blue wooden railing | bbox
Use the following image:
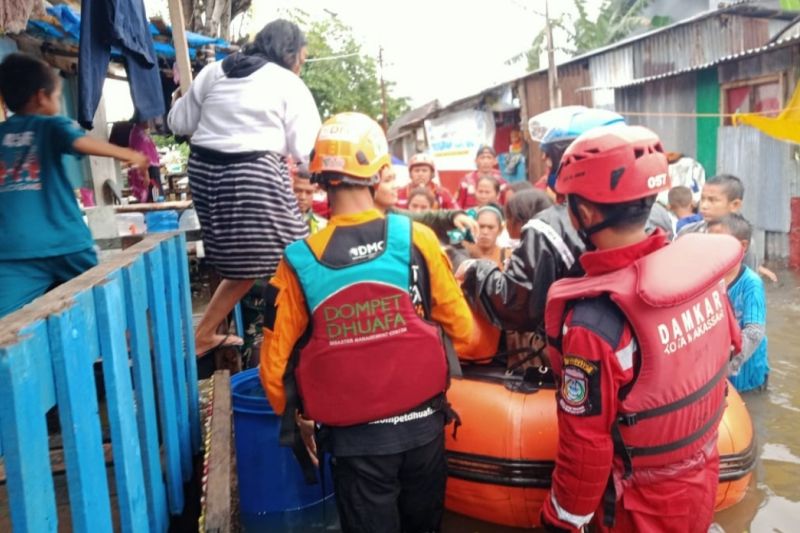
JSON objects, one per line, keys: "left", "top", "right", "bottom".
{"left": 0, "top": 233, "right": 200, "bottom": 533}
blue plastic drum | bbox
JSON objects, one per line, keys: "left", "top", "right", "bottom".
{"left": 231, "top": 369, "right": 334, "bottom": 515}
{"left": 145, "top": 210, "right": 179, "bottom": 233}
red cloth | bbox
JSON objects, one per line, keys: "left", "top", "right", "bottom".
{"left": 312, "top": 196, "right": 330, "bottom": 219}
{"left": 541, "top": 232, "right": 720, "bottom": 532}
{"left": 534, "top": 174, "right": 548, "bottom": 190}
{"left": 455, "top": 170, "right": 508, "bottom": 209}
{"left": 127, "top": 125, "right": 160, "bottom": 203}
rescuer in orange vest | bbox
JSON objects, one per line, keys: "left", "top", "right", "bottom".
{"left": 260, "top": 112, "right": 496, "bottom": 533}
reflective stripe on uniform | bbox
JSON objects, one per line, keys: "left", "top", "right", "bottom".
{"left": 615, "top": 339, "right": 636, "bottom": 371}
{"left": 523, "top": 218, "right": 576, "bottom": 269}
{"left": 550, "top": 493, "right": 594, "bottom": 529}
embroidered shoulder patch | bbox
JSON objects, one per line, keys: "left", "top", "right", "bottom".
{"left": 558, "top": 355, "right": 601, "bottom": 416}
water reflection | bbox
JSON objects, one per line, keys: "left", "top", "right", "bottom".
{"left": 241, "top": 497, "right": 340, "bottom": 532}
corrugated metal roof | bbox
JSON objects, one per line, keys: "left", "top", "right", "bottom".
{"left": 387, "top": 100, "right": 440, "bottom": 140}
{"left": 589, "top": 45, "right": 635, "bottom": 108}
{"left": 633, "top": 15, "right": 768, "bottom": 78}
{"left": 589, "top": 45, "right": 635, "bottom": 87}
{"left": 524, "top": 1, "right": 797, "bottom": 89}
{"left": 399, "top": 3, "right": 798, "bottom": 125}
{"left": 578, "top": 24, "right": 800, "bottom": 91}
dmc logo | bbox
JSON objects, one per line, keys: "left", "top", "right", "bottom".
{"left": 647, "top": 173, "right": 668, "bottom": 189}
{"left": 349, "top": 241, "right": 384, "bottom": 260}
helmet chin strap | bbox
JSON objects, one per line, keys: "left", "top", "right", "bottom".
{"left": 567, "top": 195, "right": 629, "bottom": 251}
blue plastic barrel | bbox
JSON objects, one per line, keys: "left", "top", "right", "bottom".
{"left": 145, "top": 210, "right": 179, "bottom": 233}
{"left": 231, "top": 369, "right": 334, "bottom": 515}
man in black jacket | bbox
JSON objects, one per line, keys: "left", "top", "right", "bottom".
{"left": 458, "top": 107, "right": 674, "bottom": 335}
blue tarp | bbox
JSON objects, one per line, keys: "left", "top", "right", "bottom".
{"left": 26, "top": 5, "right": 230, "bottom": 62}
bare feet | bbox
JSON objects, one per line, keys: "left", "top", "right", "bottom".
{"left": 195, "top": 333, "right": 243, "bottom": 358}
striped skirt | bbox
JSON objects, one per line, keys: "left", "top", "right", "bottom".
{"left": 188, "top": 149, "right": 309, "bottom": 279}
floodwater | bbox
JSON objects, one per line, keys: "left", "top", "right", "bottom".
{"left": 712, "top": 267, "right": 800, "bottom": 533}
{"left": 241, "top": 268, "right": 800, "bottom": 533}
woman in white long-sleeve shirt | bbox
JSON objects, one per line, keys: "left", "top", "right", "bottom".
{"left": 169, "top": 19, "right": 321, "bottom": 358}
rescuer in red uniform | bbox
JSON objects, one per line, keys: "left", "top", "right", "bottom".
{"left": 540, "top": 125, "right": 743, "bottom": 532}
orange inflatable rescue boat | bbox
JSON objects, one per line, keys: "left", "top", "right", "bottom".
{"left": 444, "top": 365, "right": 756, "bottom": 528}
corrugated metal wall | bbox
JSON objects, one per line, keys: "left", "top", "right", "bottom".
{"left": 717, "top": 126, "right": 798, "bottom": 259}
{"left": 634, "top": 15, "right": 769, "bottom": 78}
{"left": 615, "top": 72, "right": 698, "bottom": 157}
{"left": 765, "top": 231, "right": 789, "bottom": 262}
{"left": 524, "top": 63, "right": 593, "bottom": 116}
{"left": 516, "top": 13, "right": 787, "bottom": 186}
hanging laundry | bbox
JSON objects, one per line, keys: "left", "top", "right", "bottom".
{"left": 734, "top": 81, "right": 800, "bottom": 144}
{"left": 78, "top": 0, "right": 165, "bottom": 128}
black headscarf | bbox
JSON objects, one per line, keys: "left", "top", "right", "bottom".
{"left": 222, "top": 19, "right": 306, "bottom": 78}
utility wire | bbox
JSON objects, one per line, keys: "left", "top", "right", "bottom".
{"left": 305, "top": 52, "right": 360, "bottom": 63}
{"left": 615, "top": 109, "right": 790, "bottom": 118}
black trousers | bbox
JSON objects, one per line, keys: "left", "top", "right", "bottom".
{"left": 332, "top": 433, "right": 447, "bottom": 533}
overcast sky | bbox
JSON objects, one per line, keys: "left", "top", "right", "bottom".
{"left": 144, "top": 0, "right": 602, "bottom": 108}
{"left": 252, "top": 0, "right": 604, "bottom": 107}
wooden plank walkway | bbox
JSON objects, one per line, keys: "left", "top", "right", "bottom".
{"left": 0, "top": 233, "right": 203, "bottom": 533}
{"left": 201, "top": 371, "right": 237, "bottom": 533}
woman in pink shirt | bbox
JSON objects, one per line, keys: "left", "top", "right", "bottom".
{"left": 127, "top": 122, "right": 162, "bottom": 202}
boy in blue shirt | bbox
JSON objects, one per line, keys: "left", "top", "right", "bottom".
{"left": 0, "top": 53, "right": 149, "bottom": 318}
{"left": 708, "top": 214, "right": 769, "bottom": 391}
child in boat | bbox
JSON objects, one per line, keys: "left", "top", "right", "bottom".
{"left": 678, "top": 173, "right": 777, "bottom": 282}
{"left": 668, "top": 185, "right": 702, "bottom": 234}
{"left": 0, "top": 53, "right": 149, "bottom": 318}
{"left": 708, "top": 214, "right": 769, "bottom": 392}
{"left": 406, "top": 187, "right": 435, "bottom": 213}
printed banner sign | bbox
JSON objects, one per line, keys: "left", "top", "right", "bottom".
{"left": 424, "top": 109, "right": 495, "bottom": 171}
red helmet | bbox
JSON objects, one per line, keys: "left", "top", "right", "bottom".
{"left": 555, "top": 125, "right": 670, "bottom": 204}
{"left": 408, "top": 153, "right": 436, "bottom": 172}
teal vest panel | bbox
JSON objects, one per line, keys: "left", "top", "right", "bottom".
{"left": 284, "top": 214, "right": 412, "bottom": 313}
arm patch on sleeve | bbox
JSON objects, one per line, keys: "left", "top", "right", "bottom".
{"left": 558, "top": 355, "right": 602, "bottom": 416}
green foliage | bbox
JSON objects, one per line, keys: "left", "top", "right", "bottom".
{"left": 516, "top": 0, "right": 654, "bottom": 72}
{"left": 284, "top": 8, "right": 410, "bottom": 124}
{"left": 780, "top": 0, "right": 800, "bottom": 11}
{"left": 526, "top": 32, "right": 547, "bottom": 72}
{"left": 650, "top": 15, "right": 672, "bottom": 28}
{"left": 151, "top": 134, "right": 190, "bottom": 161}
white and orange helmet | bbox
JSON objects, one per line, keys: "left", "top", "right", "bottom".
{"left": 408, "top": 153, "right": 436, "bottom": 173}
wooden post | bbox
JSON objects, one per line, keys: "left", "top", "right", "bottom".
{"left": 203, "top": 370, "right": 235, "bottom": 532}
{"left": 88, "top": 96, "right": 119, "bottom": 207}
{"left": 168, "top": 0, "right": 194, "bottom": 94}
{"left": 545, "top": 0, "right": 561, "bottom": 109}
{"left": 379, "top": 46, "right": 389, "bottom": 133}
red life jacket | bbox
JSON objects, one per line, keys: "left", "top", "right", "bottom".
{"left": 545, "top": 233, "right": 743, "bottom": 471}
{"left": 284, "top": 214, "right": 448, "bottom": 427}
